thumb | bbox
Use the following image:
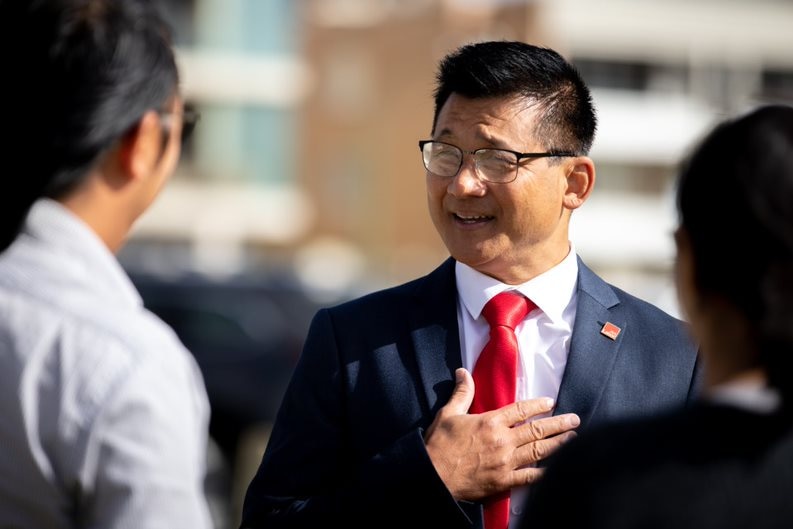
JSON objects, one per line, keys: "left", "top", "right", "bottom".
{"left": 444, "top": 367, "right": 475, "bottom": 414}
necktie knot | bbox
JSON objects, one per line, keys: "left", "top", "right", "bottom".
{"left": 482, "top": 291, "right": 532, "bottom": 331}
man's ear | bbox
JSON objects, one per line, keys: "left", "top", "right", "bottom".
{"left": 118, "top": 111, "right": 164, "bottom": 181}
{"left": 562, "top": 156, "right": 595, "bottom": 210}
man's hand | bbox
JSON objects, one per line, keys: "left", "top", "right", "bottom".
{"left": 424, "top": 368, "right": 580, "bottom": 501}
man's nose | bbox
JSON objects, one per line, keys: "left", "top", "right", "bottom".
{"left": 447, "top": 156, "right": 487, "bottom": 197}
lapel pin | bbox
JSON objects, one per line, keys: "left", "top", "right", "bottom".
{"left": 600, "top": 322, "right": 621, "bottom": 340}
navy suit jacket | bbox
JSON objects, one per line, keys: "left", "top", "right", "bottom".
{"left": 240, "top": 257, "right": 701, "bottom": 529}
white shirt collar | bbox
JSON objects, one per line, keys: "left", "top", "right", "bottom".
{"left": 707, "top": 377, "right": 781, "bottom": 414}
{"left": 21, "top": 198, "right": 142, "bottom": 307}
{"left": 455, "top": 244, "right": 579, "bottom": 324}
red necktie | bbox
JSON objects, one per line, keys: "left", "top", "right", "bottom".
{"left": 470, "top": 291, "right": 534, "bottom": 529}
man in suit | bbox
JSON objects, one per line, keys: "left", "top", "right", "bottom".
{"left": 239, "top": 40, "right": 700, "bottom": 529}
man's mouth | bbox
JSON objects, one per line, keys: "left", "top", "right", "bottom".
{"left": 453, "top": 213, "right": 493, "bottom": 224}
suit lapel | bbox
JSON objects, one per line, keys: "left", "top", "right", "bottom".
{"left": 555, "top": 259, "right": 625, "bottom": 427}
{"left": 407, "top": 258, "right": 485, "bottom": 529}
{"left": 409, "top": 258, "right": 464, "bottom": 415}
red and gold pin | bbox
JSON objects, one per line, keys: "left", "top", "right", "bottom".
{"left": 600, "top": 322, "right": 621, "bottom": 340}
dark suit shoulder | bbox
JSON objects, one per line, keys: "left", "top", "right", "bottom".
{"left": 576, "top": 257, "right": 696, "bottom": 351}
{"left": 578, "top": 258, "right": 685, "bottom": 324}
{"left": 523, "top": 404, "right": 793, "bottom": 529}
{"left": 609, "top": 282, "right": 686, "bottom": 325}
{"left": 549, "top": 403, "right": 791, "bottom": 465}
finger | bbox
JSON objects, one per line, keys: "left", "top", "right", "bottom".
{"left": 514, "top": 413, "right": 580, "bottom": 444}
{"left": 443, "top": 367, "right": 475, "bottom": 415}
{"left": 499, "top": 397, "right": 557, "bottom": 426}
{"left": 513, "top": 431, "right": 577, "bottom": 468}
{"left": 508, "top": 466, "right": 546, "bottom": 488}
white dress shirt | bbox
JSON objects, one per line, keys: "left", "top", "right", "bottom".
{"left": 455, "top": 246, "right": 579, "bottom": 526}
{"left": 0, "top": 199, "right": 214, "bottom": 529}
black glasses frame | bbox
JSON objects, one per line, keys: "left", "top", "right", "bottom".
{"left": 418, "top": 140, "right": 576, "bottom": 183}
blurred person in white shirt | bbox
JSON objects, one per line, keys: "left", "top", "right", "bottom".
{"left": 0, "top": 0, "right": 213, "bottom": 528}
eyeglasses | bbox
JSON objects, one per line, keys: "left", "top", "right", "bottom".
{"left": 418, "top": 140, "right": 575, "bottom": 184}
{"left": 159, "top": 104, "right": 200, "bottom": 146}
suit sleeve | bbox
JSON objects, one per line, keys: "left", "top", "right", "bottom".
{"left": 239, "top": 308, "right": 472, "bottom": 529}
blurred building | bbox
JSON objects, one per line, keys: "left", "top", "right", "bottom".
{"left": 127, "top": 0, "right": 793, "bottom": 313}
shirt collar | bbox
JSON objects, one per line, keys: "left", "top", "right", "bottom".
{"left": 707, "top": 377, "right": 781, "bottom": 414}
{"left": 455, "top": 244, "right": 579, "bottom": 323}
{"left": 23, "top": 198, "right": 142, "bottom": 308}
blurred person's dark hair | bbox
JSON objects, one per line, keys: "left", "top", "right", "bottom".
{"left": 676, "top": 104, "right": 793, "bottom": 406}
{"left": 431, "top": 40, "right": 597, "bottom": 156}
{"left": 0, "top": 0, "right": 179, "bottom": 252}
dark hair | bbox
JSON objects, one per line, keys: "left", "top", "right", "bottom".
{"left": 431, "top": 40, "right": 597, "bottom": 156}
{"left": 0, "top": 0, "right": 179, "bottom": 252}
{"left": 676, "top": 104, "right": 793, "bottom": 401}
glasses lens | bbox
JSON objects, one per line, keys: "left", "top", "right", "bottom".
{"left": 475, "top": 149, "right": 519, "bottom": 183}
{"left": 423, "top": 142, "right": 462, "bottom": 177}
